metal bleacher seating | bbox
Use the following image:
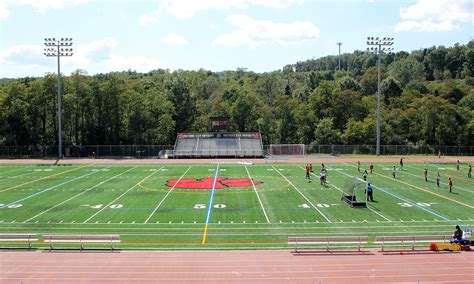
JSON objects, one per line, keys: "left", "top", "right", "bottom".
{"left": 171, "top": 132, "right": 263, "bottom": 158}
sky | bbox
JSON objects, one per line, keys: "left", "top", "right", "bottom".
{"left": 0, "top": 0, "right": 473, "bottom": 78}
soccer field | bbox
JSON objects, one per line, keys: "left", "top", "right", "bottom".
{"left": 0, "top": 161, "right": 473, "bottom": 250}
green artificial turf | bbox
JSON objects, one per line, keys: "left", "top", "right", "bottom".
{"left": 0, "top": 161, "right": 472, "bottom": 250}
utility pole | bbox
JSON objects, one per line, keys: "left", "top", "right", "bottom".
{"left": 367, "top": 37, "right": 394, "bottom": 156}
{"left": 44, "top": 38, "right": 73, "bottom": 159}
{"left": 336, "top": 42, "right": 342, "bottom": 70}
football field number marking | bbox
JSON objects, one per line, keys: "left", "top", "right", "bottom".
{"left": 0, "top": 203, "right": 22, "bottom": 208}
{"left": 88, "top": 204, "right": 123, "bottom": 209}
{"left": 194, "top": 204, "right": 226, "bottom": 209}
{"left": 398, "top": 202, "right": 432, "bottom": 207}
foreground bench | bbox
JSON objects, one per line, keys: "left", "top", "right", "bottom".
{"left": 288, "top": 236, "right": 369, "bottom": 252}
{"left": 43, "top": 235, "right": 120, "bottom": 251}
{"left": 0, "top": 234, "right": 38, "bottom": 249}
{"left": 375, "top": 235, "right": 451, "bottom": 251}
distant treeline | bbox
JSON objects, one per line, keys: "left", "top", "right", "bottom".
{"left": 0, "top": 41, "right": 473, "bottom": 147}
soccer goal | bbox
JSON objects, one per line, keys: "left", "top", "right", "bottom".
{"left": 268, "top": 144, "right": 306, "bottom": 155}
{"left": 341, "top": 177, "right": 367, "bottom": 208}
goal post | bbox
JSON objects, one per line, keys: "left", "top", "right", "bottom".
{"left": 341, "top": 177, "right": 367, "bottom": 208}
{"left": 268, "top": 144, "right": 306, "bottom": 155}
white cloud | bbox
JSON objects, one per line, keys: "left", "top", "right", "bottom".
{"left": 162, "top": 33, "right": 189, "bottom": 46}
{"left": 212, "top": 14, "right": 319, "bottom": 48}
{"left": 0, "top": 0, "right": 87, "bottom": 20}
{"left": 395, "top": 0, "right": 473, "bottom": 32}
{"left": 138, "top": 0, "right": 303, "bottom": 26}
{"left": 0, "top": 37, "right": 166, "bottom": 77}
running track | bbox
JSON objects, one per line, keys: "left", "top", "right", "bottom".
{"left": 1, "top": 249, "right": 473, "bottom": 283}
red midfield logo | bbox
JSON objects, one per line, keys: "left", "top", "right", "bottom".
{"left": 166, "top": 177, "right": 263, "bottom": 189}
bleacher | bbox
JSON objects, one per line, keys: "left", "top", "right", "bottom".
{"left": 168, "top": 132, "right": 264, "bottom": 158}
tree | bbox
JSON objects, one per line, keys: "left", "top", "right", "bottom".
{"left": 388, "top": 57, "right": 425, "bottom": 87}
{"left": 312, "top": 118, "right": 341, "bottom": 145}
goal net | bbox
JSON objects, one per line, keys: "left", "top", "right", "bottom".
{"left": 341, "top": 177, "right": 367, "bottom": 208}
{"left": 268, "top": 144, "right": 306, "bottom": 155}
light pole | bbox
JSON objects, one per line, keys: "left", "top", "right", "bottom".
{"left": 367, "top": 37, "right": 394, "bottom": 156}
{"left": 336, "top": 42, "right": 342, "bottom": 70}
{"left": 44, "top": 38, "right": 73, "bottom": 159}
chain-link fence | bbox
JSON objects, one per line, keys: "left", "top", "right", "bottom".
{"left": 1, "top": 144, "right": 473, "bottom": 158}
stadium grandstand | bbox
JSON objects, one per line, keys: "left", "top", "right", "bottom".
{"left": 160, "top": 117, "right": 264, "bottom": 158}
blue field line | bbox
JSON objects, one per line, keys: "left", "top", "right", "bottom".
{"left": 335, "top": 170, "right": 451, "bottom": 222}
{"left": 204, "top": 163, "right": 220, "bottom": 224}
{"left": 0, "top": 170, "right": 98, "bottom": 209}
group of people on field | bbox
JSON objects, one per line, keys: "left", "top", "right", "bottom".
{"left": 305, "top": 163, "right": 327, "bottom": 185}
{"left": 307, "top": 158, "right": 471, "bottom": 202}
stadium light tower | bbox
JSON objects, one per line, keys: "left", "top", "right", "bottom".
{"left": 44, "top": 38, "right": 73, "bottom": 159}
{"left": 336, "top": 42, "right": 342, "bottom": 70}
{"left": 366, "top": 37, "right": 394, "bottom": 156}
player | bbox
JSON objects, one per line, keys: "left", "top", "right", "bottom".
{"left": 309, "top": 163, "right": 313, "bottom": 173}
{"left": 424, "top": 168, "right": 428, "bottom": 182}
{"left": 357, "top": 161, "right": 361, "bottom": 172}
{"left": 468, "top": 164, "right": 472, "bottom": 178}
{"left": 400, "top": 158, "right": 404, "bottom": 170}
{"left": 321, "top": 163, "right": 326, "bottom": 171}
{"left": 448, "top": 177, "right": 453, "bottom": 193}
{"left": 456, "top": 160, "right": 460, "bottom": 171}
{"left": 305, "top": 164, "right": 310, "bottom": 180}
{"left": 369, "top": 164, "right": 374, "bottom": 174}
{"left": 320, "top": 169, "right": 326, "bottom": 185}
{"left": 392, "top": 165, "right": 396, "bottom": 178}
{"left": 366, "top": 183, "right": 374, "bottom": 202}
{"left": 363, "top": 169, "right": 368, "bottom": 181}
{"left": 435, "top": 172, "right": 441, "bottom": 187}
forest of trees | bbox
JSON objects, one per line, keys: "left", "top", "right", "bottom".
{"left": 1, "top": 41, "right": 473, "bottom": 147}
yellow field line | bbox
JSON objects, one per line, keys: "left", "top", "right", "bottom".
{"left": 201, "top": 223, "right": 209, "bottom": 244}
{"left": 344, "top": 163, "right": 474, "bottom": 209}
{"left": 0, "top": 164, "right": 91, "bottom": 193}
{"left": 374, "top": 171, "right": 474, "bottom": 209}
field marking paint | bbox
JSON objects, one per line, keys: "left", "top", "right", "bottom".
{"left": 202, "top": 163, "right": 220, "bottom": 244}
{"left": 0, "top": 169, "right": 98, "bottom": 209}
{"left": 337, "top": 166, "right": 451, "bottom": 221}
{"left": 272, "top": 166, "right": 331, "bottom": 223}
{"left": 324, "top": 172, "right": 391, "bottom": 222}
{"left": 144, "top": 166, "right": 192, "bottom": 224}
{"left": 372, "top": 167, "right": 474, "bottom": 209}
{"left": 401, "top": 165, "right": 472, "bottom": 193}
{"left": 0, "top": 165, "right": 33, "bottom": 175}
{"left": 245, "top": 165, "right": 270, "bottom": 223}
{"left": 82, "top": 166, "right": 163, "bottom": 223}
{"left": 23, "top": 166, "right": 137, "bottom": 222}
{"left": 0, "top": 164, "right": 91, "bottom": 193}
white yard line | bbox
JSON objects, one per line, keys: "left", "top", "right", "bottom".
{"left": 245, "top": 165, "right": 270, "bottom": 223}
{"left": 24, "top": 166, "right": 137, "bottom": 222}
{"left": 0, "top": 165, "right": 33, "bottom": 175}
{"left": 144, "top": 166, "right": 192, "bottom": 224}
{"left": 83, "top": 166, "right": 163, "bottom": 223}
{"left": 271, "top": 165, "right": 331, "bottom": 223}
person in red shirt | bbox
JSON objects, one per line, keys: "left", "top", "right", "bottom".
{"left": 424, "top": 168, "right": 428, "bottom": 182}
{"left": 305, "top": 164, "right": 310, "bottom": 180}
{"left": 448, "top": 177, "right": 453, "bottom": 193}
{"left": 309, "top": 163, "right": 313, "bottom": 173}
{"left": 369, "top": 164, "right": 374, "bottom": 174}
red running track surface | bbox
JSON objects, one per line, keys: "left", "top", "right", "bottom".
{"left": 1, "top": 249, "right": 473, "bottom": 283}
